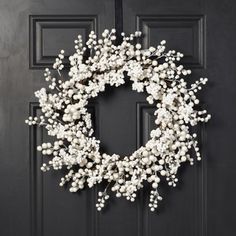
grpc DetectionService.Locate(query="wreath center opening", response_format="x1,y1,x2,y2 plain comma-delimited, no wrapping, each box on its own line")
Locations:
89,79,149,156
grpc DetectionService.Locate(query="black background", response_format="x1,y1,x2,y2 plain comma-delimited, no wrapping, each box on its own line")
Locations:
0,0,236,235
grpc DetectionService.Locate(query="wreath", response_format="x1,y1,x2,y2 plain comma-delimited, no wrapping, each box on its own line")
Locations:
26,29,211,212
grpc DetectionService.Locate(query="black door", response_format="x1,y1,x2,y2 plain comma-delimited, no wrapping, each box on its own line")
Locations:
1,0,236,236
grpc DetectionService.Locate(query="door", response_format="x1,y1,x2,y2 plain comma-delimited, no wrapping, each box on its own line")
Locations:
0,0,235,236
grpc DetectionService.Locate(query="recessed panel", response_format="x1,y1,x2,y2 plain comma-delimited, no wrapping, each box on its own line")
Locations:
29,103,98,236
30,15,97,68
42,28,86,57
137,15,205,68
136,102,205,236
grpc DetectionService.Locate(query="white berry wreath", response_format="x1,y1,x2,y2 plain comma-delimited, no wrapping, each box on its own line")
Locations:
26,29,211,212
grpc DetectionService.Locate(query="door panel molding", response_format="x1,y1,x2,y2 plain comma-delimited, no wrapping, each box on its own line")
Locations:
29,102,44,236
29,15,97,69
136,15,206,68
136,102,207,236
29,102,99,236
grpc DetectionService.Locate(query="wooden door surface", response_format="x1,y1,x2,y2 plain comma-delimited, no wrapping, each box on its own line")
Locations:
0,0,236,236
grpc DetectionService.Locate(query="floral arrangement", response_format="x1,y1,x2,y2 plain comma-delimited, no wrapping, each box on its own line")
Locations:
26,29,211,212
